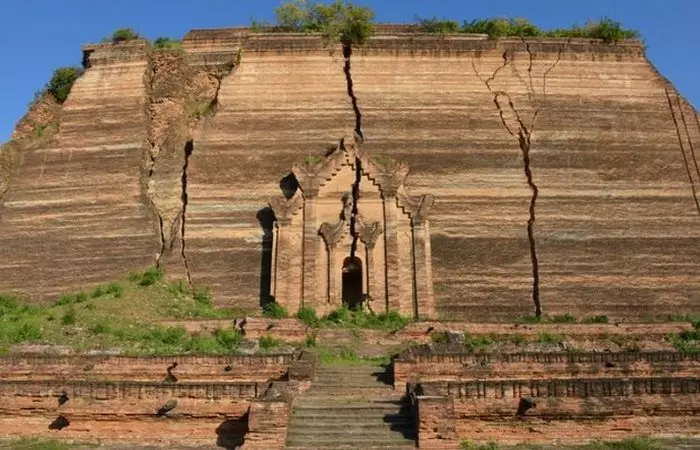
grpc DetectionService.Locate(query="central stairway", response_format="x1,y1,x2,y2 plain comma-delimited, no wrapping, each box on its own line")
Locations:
285,364,417,449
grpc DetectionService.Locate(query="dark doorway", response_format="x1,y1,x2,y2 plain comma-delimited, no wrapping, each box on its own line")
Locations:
342,256,363,310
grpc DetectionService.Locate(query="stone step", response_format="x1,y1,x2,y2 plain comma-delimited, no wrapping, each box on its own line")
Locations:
288,417,414,427
287,427,416,437
286,444,416,450
290,409,408,419
285,435,416,446
293,400,406,410
305,387,399,396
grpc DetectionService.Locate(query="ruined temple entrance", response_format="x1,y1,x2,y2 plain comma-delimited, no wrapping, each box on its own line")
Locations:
268,136,435,318
342,257,363,310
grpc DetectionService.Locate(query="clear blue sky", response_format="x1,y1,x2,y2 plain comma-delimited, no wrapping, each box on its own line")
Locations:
0,0,698,141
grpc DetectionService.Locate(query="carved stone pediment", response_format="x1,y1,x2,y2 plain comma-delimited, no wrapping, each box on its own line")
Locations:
398,190,435,223
356,214,383,248
319,219,347,249
269,191,304,225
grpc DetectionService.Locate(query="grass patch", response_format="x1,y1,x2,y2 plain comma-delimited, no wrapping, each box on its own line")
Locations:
318,306,411,332
128,266,163,286
296,306,319,327
461,440,499,450
464,333,495,353
259,335,283,352
0,271,242,355
460,437,664,450
0,438,84,449
550,313,577,323
317,345,390,366
263,302,289,319
537,332,564,345
670,320,700,354
583,315,609,324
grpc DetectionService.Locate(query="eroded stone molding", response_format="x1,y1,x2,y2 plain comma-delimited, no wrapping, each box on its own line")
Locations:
267,136,435,318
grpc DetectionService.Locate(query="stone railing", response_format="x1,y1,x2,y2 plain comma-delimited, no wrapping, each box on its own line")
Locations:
427,377,700,399
0,353,297,382
0,380,265,400
396,349,700,364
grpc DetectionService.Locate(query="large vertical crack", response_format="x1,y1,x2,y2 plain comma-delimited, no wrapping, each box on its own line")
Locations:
343,45,363,141
343,43,365,263
518,129,541,317
181,140,194,286
472,49,552,318
665,89,700,217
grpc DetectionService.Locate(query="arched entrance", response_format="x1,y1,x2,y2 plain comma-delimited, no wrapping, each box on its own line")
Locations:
342,256,363,310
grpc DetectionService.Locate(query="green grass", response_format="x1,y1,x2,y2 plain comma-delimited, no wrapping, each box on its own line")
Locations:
550,313,577,324
316,345,390,366
583,315,609,324
537,332,564,345
464,333,495,353
670,319,700,354
318,306,411,332
460,437,665,449
263,302,289,319
0,269,243,355
0,438,87,449
259,335,283,352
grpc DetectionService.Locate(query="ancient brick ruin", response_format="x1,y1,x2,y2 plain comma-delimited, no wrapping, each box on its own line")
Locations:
1,23,699,450
1,27,699,322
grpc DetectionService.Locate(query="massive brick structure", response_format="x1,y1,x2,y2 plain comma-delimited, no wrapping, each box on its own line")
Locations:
1,27,699,321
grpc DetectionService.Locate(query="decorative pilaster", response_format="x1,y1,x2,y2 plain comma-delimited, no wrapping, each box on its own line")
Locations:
411,217,435,319
269,193,304,313
357,215,383,307
319,218,347,305
400,192,435,319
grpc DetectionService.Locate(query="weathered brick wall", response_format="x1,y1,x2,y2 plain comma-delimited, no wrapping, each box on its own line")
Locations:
242,400,290,450
0,379,257,446
1,30,698,321
416,395,459,449
395,351,700,391
0,354,294,382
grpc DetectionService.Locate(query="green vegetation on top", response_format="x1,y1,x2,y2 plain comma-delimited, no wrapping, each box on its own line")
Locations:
107,28,141,43
153,37,183,50
418,16,639,43
46,67,83,104
253,0,376,46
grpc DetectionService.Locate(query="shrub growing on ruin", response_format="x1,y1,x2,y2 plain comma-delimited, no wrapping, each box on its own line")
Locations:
418,17,460,34
583,315,609,324
47,67,83,104
153,37,183,50
263,302,289,319
459,17,638,43
268,0,375,46
259,335,283,351
550,313,577,323
109,28,140,43
296,306,319,326
128,267,163,287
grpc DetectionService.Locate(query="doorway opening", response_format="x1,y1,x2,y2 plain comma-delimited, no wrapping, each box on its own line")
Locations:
342,256,363,310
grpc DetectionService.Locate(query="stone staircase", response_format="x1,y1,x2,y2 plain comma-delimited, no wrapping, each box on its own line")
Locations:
285,364,417,449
